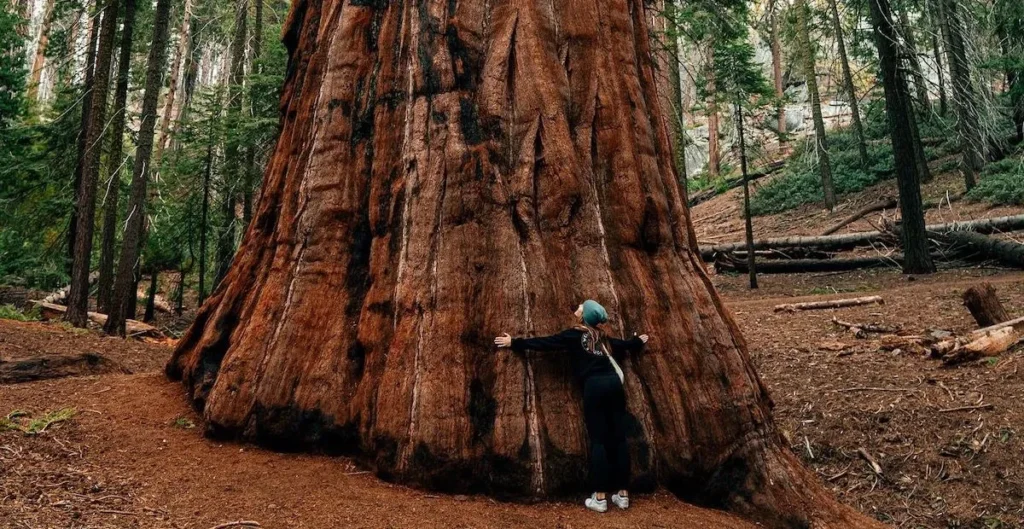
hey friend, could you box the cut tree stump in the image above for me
[774,296,884,312]
[31,301,162,337]
[962,283,1010,327]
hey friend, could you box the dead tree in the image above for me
[165,2,882,527]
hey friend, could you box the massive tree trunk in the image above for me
[104,0,173,335]
[167,1,882,527]
[66,0,120,327]
[97,0,137,314]
[869,0,935,275]
[794,0,835,210]
[826,0,867,168]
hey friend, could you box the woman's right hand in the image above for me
[494,333,512,348]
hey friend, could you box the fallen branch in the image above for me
[719,255,898,274]
[938,403,994,413]
[821,198,897,235]
[31,301,163,337]
[832,317,900,338]
[209,522,262,529]
[42,271,99,305]
[857,448,883,475]
[700,214,1024,260]
[774,296,884,313]
[687,160,786,207]
[941,326,1022,365]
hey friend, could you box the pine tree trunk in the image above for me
[67,8,100,280]
[826,0,867,168]
[243,0,264,225]
[869,0,936,275]
[143,272,158,322]
[104,0,173,336]
[198,99,216,307]
[166,2,883,526]
[736,100,757,289]
[896,5,930,114]
[769,0,785,147]
[938,0,984,190]
[97,0,137,314]
[795,0,835,210]
[706,45,720,177]
[26,0,56,102]
[929,10,948,117]
[154,0,193,167]
[216,0,248,287]
[66,0,120,327]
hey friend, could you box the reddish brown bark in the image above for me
[167,1,881,527]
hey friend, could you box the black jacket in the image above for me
[511,327,645,383]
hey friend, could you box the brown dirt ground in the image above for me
[2,175,1023,528]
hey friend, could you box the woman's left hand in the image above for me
[638,334,649,344]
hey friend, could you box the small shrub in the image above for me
[173,417,196,429]
[0,304,39,322]
[966,157,1024,206]
[1,408,76,435]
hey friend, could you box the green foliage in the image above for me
[750,103,961,215]
[1,408,77,435]
[172,416,196,429]
[967,156,1024,206]
[0,304,40,322]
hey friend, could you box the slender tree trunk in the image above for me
[795,0,835,210]
[769,0,786,147]
[896,5,930,114]
[869,0,936,275]
[172,19,201,152]
[826,0,868,168]
[243,0,263,224]
[154,0,193,167]
[26,0,56,102]
[215,0,248,285]
[166,2,884,527]
[198,128,212,307]
[938,0,983,190]
[706,46,720,177]
[736,100,757,289]
[97,0,136,314]
[929,10,948,117]
[65,0,120,327]
[67,7,100,279]
[143,271,157,322]
[104,0,173,336]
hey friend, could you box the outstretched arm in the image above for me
[494,330,575,352]
[609,334,649,360]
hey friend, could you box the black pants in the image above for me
[582,373,631,493]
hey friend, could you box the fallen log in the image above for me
[821,198,897,236]
[718,255,898,274]
[700,214,1024,260]
[31,301,163,337]
[687,160,786,207]
[942,230,1024,269]
[42,271,99,305]
[962,283,1010,327]
[774,295,884,313]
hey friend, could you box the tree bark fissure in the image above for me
[167,1,883,526]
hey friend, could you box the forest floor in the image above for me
[2,170,1023,528]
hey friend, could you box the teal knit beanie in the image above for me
[581,300,608,327]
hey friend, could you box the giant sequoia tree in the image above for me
[167,1,881,527]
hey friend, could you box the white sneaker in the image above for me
[611,493,629,510]
[585,493,608,513]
